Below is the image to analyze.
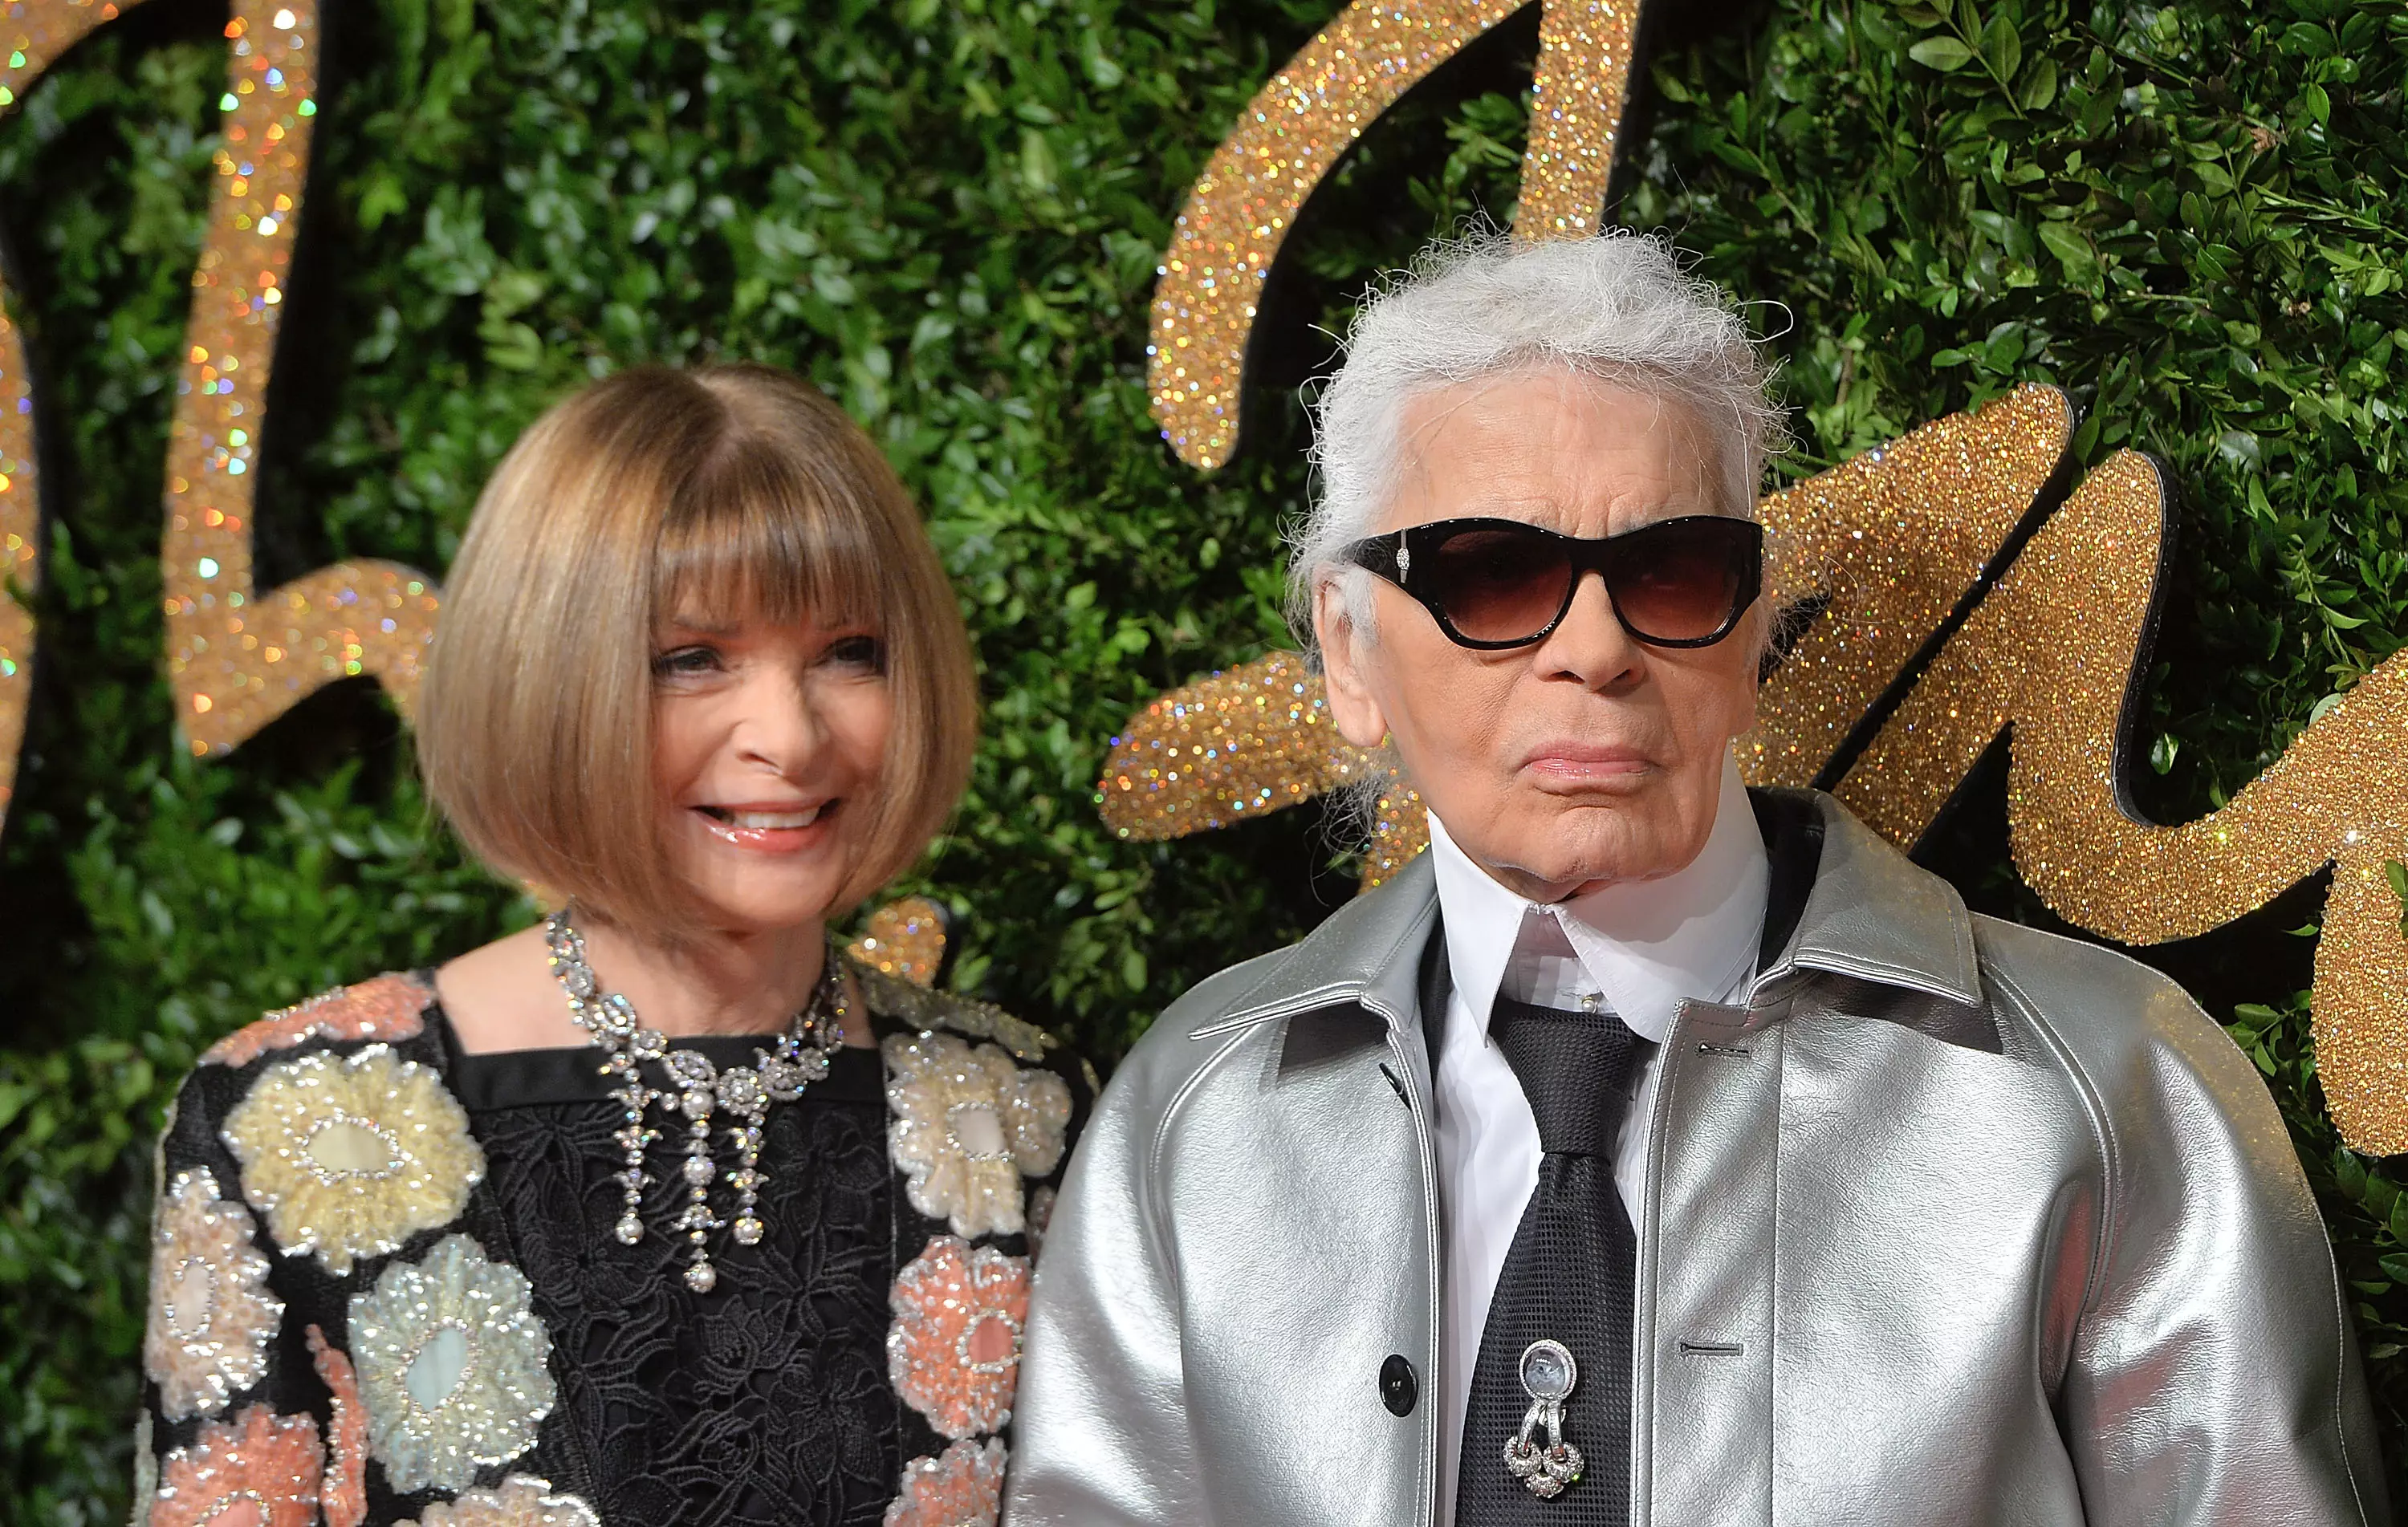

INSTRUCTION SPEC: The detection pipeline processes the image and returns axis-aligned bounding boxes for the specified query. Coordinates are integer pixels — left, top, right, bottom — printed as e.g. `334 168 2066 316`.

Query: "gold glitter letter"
165 0 439 757
0 0 153 832
1837 452 2408 1152
1148 0 1638 470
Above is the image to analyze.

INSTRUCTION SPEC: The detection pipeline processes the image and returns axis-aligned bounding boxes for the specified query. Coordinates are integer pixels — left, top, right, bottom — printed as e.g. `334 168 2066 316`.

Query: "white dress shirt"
1428 749 1769 1524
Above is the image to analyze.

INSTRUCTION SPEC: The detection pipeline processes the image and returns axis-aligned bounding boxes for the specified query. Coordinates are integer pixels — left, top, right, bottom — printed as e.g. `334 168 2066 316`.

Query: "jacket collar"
1190 789 1982 1040
1752 788 1983 1008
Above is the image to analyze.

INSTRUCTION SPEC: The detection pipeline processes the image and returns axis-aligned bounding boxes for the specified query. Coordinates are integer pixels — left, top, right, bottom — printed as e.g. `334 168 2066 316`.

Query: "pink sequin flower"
202 973 433 1068
148 1402 323 1527
888 1236 1031 1440
883 1439 1007 1527
306 1326 367 1527
144 1167 284 1421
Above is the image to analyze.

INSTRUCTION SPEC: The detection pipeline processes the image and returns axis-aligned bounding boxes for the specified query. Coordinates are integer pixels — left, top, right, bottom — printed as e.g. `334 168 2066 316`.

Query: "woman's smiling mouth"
694 800 837 848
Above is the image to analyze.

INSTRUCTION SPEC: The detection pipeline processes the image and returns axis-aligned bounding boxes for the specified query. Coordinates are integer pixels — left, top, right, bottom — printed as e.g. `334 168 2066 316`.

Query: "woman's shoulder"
851 957 1088 1078
195 970 442 1071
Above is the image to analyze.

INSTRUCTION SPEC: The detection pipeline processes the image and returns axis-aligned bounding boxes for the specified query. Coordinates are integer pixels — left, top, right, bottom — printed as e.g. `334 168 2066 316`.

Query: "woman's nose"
732 668 824 768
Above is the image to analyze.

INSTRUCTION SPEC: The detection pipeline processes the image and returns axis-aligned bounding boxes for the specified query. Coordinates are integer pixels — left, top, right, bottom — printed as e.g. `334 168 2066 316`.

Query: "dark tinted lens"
1423 526 1573 644
1605 518 1755 642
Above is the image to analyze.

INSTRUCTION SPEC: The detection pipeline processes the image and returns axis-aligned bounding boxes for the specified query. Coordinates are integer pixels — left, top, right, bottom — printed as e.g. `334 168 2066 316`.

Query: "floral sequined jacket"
134 960 1094 1527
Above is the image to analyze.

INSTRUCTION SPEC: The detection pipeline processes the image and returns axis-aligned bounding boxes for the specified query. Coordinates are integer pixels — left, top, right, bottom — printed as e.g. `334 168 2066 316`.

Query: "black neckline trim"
426 993 885 1113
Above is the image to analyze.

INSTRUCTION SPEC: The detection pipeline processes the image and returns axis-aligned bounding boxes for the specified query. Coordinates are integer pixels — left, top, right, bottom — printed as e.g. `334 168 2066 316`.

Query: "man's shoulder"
1107 859 1438 1112
1109 944 1303 1098
1967 912 2245 1100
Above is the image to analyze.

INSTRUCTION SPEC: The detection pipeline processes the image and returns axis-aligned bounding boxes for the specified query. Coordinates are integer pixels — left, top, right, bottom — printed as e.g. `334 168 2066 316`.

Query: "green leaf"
2017 57 2059 111
2281 21 2337 58
2036 220 2101 286
1980 14 2022 86
1908 36 1976 71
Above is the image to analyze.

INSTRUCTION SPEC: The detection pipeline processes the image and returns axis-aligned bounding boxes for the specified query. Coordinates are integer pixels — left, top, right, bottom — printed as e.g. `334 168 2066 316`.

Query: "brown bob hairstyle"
417 363 978 932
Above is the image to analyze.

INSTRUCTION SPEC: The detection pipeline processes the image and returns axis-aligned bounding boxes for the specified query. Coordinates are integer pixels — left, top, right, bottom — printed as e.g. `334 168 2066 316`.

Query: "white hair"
1289 230 1785 651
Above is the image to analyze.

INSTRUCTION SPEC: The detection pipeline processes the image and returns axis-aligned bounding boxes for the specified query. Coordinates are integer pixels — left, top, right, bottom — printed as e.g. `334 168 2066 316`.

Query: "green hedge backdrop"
5 0 2406 1516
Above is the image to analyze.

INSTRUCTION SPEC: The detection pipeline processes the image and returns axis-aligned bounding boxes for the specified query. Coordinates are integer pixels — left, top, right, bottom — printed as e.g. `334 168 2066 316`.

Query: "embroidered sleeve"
869 973 1098 1527
140 1046 333 1525
138 975 567 1527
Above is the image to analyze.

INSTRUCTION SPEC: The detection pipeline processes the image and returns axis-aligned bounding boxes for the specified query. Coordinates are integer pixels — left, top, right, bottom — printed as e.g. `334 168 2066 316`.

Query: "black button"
1379 1354 1418 1416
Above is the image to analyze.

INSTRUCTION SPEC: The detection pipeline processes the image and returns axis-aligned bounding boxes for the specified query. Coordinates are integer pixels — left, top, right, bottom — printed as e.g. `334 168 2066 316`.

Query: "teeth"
722 806 822 830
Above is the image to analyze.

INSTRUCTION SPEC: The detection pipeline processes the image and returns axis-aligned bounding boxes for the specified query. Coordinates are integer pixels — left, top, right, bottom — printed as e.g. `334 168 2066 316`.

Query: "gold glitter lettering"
0 0 145 831
1837 452 2408 1151
0 0 441 834
1147 0 1637 470
165 0 440 757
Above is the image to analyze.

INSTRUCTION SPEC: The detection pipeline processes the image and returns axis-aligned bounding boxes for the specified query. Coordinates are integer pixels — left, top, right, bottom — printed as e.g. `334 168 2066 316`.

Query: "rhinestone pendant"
1503 1339 1584 1499
543 907 850 1295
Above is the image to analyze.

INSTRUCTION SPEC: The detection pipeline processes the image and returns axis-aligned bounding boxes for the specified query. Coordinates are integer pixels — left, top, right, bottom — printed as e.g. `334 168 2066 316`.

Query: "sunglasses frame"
1336 514 1765 651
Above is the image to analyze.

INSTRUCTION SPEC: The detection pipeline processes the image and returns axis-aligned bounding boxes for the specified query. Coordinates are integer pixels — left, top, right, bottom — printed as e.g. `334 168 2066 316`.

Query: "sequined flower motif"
397 1476 601 1527
150 1402 322 1527
307 1326 368 1527
131 1412 158 1526
144 1167 285 1421
884 1439 1007 1527
1025 1186 1057 1261
220 1044 486 1274
889 1236 1031 1439
348 1234 556 1495
884 1032 1072 1238
202 973 435 1068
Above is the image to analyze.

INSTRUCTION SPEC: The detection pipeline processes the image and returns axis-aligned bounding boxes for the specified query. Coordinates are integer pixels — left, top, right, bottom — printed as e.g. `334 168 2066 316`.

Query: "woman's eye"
652 645 722 678
826 635 886 672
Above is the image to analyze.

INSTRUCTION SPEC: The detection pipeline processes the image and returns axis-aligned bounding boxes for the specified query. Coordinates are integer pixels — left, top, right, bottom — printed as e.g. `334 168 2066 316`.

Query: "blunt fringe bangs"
417 363 978 933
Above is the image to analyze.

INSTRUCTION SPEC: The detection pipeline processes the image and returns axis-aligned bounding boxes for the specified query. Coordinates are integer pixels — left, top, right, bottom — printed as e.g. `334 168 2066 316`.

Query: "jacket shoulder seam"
1981 960 2120 1317
1141 1021 1271 1307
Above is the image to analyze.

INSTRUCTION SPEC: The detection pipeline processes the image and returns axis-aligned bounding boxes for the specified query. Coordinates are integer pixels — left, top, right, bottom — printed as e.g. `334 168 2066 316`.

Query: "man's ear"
1314 579 1391 751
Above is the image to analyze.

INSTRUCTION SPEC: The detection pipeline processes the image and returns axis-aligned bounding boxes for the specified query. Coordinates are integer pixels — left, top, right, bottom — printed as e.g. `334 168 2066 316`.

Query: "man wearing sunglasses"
1007 234 2382 1525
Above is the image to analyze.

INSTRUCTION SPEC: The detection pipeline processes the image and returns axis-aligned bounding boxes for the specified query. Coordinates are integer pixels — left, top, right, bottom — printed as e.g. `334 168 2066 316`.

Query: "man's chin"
1497 815 1708 894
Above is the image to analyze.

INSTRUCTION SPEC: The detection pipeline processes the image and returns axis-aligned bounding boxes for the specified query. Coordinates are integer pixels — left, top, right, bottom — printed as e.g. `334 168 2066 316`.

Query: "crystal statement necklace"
543 907 846 1293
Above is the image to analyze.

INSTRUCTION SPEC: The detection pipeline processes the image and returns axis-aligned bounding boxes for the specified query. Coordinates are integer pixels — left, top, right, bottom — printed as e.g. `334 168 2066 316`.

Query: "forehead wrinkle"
1393 375 1720 536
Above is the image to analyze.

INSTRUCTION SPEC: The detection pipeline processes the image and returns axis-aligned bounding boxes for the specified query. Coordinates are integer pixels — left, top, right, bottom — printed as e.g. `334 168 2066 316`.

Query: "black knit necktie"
1455 996 1639 1525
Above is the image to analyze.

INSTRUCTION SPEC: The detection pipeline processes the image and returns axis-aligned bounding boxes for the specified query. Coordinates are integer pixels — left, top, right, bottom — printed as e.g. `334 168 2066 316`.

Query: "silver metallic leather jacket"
1004 790 2387 1526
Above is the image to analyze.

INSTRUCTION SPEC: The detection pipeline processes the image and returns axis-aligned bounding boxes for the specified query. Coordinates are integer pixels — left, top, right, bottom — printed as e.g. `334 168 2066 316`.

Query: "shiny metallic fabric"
1005 791 2387 1525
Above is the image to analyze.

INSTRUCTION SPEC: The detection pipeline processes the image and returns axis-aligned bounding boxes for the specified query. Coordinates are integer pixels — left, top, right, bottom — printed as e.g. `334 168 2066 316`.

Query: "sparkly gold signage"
161 0 441 756
1149 0 1638 469
0 0 131 827
8 0 2408 1147
0 0 441 837
1115 3 2408 1151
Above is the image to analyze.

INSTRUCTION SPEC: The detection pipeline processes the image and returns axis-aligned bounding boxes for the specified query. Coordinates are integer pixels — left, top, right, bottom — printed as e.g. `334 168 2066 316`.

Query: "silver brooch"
544 907 844 1293
1503 1338 1584 1499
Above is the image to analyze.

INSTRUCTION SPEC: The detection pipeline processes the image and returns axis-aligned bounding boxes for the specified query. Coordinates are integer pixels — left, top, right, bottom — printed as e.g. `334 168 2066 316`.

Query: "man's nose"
1535 571 1644 689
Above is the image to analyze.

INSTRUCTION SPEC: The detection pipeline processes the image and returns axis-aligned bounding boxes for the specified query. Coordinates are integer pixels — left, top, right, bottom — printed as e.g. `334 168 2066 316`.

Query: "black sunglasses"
1337 514 1763 651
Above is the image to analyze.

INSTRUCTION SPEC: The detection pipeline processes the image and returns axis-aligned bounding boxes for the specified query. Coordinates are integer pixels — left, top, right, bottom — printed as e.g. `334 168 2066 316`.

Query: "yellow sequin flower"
397 1475 600 1527
883 1033 1071 1239
144 1167 286 1421
348 1234 557 1495
220 1044 486 1275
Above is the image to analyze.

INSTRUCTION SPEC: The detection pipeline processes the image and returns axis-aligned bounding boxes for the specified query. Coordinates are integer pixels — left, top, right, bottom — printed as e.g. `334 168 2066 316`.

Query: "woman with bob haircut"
134 363 1089 1527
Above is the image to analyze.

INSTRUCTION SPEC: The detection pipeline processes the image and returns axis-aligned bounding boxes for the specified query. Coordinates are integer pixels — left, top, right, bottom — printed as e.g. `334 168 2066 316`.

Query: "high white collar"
1428 749 1770 1043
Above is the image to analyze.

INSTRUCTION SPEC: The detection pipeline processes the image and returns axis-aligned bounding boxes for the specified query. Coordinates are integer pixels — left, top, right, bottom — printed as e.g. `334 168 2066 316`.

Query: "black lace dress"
133 964 1090 1527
